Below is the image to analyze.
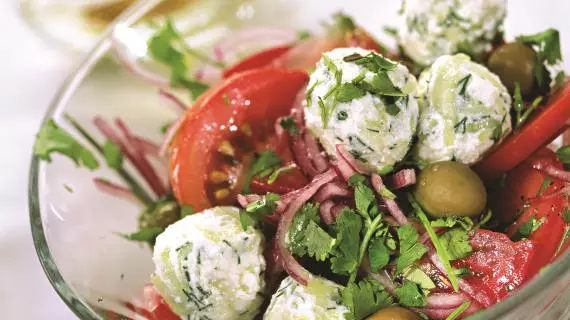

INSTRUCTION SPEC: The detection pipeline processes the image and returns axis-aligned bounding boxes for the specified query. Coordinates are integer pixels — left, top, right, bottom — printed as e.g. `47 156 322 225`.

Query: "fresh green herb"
368 237 391 272
377 166 395 175
342 277 393 320
515 217 545 240
377 185 397 200
474 210 493 229
148 20 211 98
445 301 471 320
352 175 380 219
513 82 524 112
306 80 319 108
279 117 299 135
120 227 164 242
361 73 405 97
330 208 363 275
336 83 367 103
409 194 459 291
431 217 474 231
396 224 428 274
297 30 311 40
160 121 172 134
457 74 472 97
267 164 296 184
348 173 367 187
395 280 426 307
240 193 280 230
63 184 74 193
492 114 507 142
288 203 336 261
537 176 552 196
518 29 564 92
352 71 367 84
102 140 123 170
402 266 436 296
243 151 282 193
317 97 331 129
34 120 100 170
337 110 349 121
305 221 337 261
383 26 399 37
516 96 544 129
440 229 473 260
556 145 570 165
563 207 570 224
349 52 398 72
385 101 401 116
323 54 343 87
180 205 194 218
331 12 357 33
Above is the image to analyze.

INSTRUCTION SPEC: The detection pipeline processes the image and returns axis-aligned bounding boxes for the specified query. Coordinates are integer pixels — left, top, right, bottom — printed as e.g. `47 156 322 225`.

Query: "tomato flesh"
169 69 309 211
223 45 292 78
455 230 537 304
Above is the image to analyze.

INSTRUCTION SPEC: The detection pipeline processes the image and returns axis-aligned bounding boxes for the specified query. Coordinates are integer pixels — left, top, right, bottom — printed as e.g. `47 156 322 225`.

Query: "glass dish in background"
28 0 570 319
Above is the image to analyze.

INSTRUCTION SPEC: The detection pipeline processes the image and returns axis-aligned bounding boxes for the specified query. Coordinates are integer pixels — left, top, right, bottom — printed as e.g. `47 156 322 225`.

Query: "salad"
34 1 570 319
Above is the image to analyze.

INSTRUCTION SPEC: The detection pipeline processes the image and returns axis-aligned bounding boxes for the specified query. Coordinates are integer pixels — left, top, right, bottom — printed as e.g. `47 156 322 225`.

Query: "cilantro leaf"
330 208 363 275
243 151 282 193
288 203 320 257
514 217 545 240
431 217 474 231
180 205 194 218
395 280 426 307
120 227 164 242
267 164 296 184
240 193 280 230
358 73 405 97
368 237 390 272
305 221 336 261
446 301 471 320
402 266 436 296
34 119 99 170
518 28 563 65
336 83 366 103
440 229 473 260
102 140 123 170
342 277 393 320
396 224 427 274
556 145 570 165
279 117 299 135
347 52 397 72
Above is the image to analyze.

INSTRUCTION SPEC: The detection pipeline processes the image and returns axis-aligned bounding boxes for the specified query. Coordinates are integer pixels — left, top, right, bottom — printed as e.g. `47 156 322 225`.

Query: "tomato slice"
455 230 537 304
223 45 292 78
474 81 570 180
169 69 309 211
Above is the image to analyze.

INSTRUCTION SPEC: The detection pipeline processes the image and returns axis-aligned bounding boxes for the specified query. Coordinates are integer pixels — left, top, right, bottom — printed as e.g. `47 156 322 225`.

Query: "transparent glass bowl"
28 0 570 319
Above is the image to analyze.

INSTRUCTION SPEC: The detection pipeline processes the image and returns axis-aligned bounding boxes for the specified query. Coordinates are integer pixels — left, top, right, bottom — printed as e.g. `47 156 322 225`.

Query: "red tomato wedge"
455 230 537 304
169 69 309 211
223 45 292 78
474 82 570 180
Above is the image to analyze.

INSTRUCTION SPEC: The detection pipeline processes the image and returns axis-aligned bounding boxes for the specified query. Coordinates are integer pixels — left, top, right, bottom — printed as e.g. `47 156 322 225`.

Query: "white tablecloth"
0 1 75 319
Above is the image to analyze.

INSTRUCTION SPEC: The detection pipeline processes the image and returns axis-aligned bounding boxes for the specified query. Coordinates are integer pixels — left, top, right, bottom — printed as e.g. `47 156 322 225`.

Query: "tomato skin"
134 284 180 320
474 81 570 180
169 69 309 211
223 45 292 78
455 230 537 304
492 148 565 225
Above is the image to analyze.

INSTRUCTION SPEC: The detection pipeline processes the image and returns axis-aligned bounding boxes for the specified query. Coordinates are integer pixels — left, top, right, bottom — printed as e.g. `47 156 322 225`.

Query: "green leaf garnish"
440 229 473 260
120 227 164 242
279 117 299 135
102 140 123 170
34 119 100 170
445 301 471 320
514 217 545 240
395 280 426 307
457 74 472 97
336 83 367 103
243 151 282 193
267 164 296 184
368 237 391 272
240 193 280 230
330 208 363 275
396 224 428 274
556 145 570 165
431 217 474 231
341 277 393 320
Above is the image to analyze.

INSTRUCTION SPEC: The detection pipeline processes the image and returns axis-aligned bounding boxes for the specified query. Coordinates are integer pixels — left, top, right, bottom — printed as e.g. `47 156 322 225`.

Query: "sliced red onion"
414 303 480 320
391 168 417 189
276 169 337 285
533 162 570 182
132 137 161 158
93 178 139 205
111 28 169 89
214 27 297 63
158 115 185 157
420 227 444 244
319 200 335 225
336 144 373 174
193 65 222 85
427 249 493 308
367 269 396 295
292 135 320 177
313 181 352 202
291 86 307 126
305 132 329 172
159 90 188 112
331 159 357 182
425 293 468 309
94 117 167 197
371 174 409 226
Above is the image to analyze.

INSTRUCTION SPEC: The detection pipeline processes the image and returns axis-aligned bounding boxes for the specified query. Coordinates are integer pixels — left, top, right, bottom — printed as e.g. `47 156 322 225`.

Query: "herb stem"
64 113 154 206
409 194 460 292
179 41 226 68
348 214 384 284
445 301 471 320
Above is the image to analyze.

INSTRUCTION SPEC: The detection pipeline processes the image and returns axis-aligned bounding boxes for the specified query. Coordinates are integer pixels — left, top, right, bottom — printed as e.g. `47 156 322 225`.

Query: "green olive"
414 161 487 218
487 42 537 95
367 307 421 320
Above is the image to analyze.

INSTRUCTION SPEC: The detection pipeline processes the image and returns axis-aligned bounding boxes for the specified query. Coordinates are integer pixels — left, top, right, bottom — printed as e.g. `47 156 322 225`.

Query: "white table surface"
0 1 76 319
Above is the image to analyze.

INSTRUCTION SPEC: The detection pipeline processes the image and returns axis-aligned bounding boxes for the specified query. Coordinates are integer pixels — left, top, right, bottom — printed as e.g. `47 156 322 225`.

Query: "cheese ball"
264 276 349 320
399 0 507 66
414 54 512 165
305 47 419 173
152 206 266 320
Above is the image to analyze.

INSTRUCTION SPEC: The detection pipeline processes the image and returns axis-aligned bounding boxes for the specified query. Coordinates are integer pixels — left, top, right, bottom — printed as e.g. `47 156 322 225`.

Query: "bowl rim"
27 1 570 319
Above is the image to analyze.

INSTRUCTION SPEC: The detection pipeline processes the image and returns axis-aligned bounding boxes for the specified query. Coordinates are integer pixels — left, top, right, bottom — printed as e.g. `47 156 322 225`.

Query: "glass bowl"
28 0 570 319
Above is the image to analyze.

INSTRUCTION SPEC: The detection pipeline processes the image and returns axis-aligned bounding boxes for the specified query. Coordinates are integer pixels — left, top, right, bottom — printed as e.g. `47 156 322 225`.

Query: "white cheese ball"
415 54 512 165
264 276 349 320
305 47 419 172
399 0 507 66
152 206 266 320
